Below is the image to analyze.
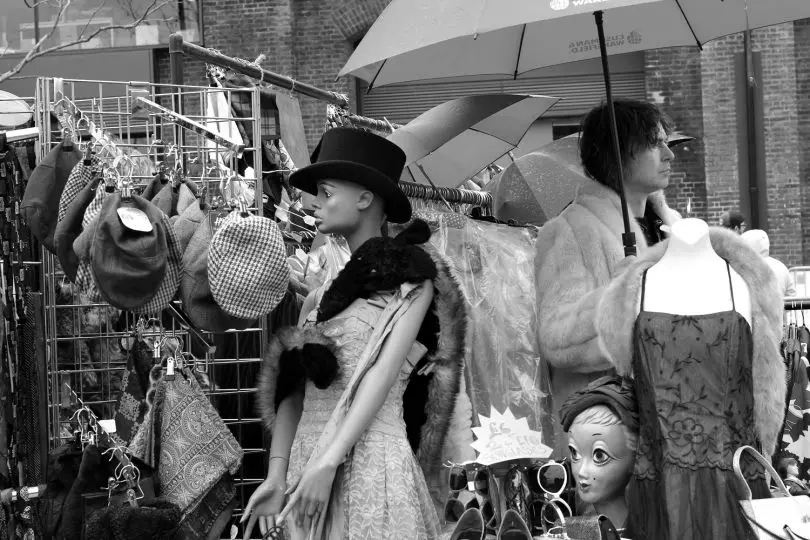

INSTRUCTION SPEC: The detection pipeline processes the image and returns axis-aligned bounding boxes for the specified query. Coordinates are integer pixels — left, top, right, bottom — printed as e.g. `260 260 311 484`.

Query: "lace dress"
285 288 441 540
627 263 766 540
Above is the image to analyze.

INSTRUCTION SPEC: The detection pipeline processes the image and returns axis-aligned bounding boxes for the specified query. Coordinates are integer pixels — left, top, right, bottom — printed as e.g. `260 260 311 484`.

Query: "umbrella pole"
594 10 636 257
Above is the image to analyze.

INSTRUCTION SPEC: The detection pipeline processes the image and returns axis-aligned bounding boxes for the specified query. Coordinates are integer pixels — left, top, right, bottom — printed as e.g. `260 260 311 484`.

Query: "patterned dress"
286 287 441 539
627 263 766 540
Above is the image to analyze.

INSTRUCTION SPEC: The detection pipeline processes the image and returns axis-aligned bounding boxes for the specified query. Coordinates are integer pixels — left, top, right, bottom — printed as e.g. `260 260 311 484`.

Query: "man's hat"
208 211 289 320
54 171 102 281
289 127 412 223
88 193 179 312
180 214 256 332
21 141 82 253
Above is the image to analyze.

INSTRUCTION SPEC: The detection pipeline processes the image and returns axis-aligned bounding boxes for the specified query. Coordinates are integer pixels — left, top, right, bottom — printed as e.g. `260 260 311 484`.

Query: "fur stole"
594 226 786 448
257 220 467 485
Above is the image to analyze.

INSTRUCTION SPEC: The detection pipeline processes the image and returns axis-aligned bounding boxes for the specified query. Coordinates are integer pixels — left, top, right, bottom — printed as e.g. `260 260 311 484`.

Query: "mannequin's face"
623 123 674 194
312 179 369 235
567 422 634 505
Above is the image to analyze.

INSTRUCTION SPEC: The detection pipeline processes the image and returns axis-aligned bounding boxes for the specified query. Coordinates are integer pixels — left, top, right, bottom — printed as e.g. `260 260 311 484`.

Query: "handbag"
734 445 810 540
564 515 621 540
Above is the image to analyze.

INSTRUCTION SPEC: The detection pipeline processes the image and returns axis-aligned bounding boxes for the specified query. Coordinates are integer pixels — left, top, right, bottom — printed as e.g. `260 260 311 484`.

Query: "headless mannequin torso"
638 218 752 325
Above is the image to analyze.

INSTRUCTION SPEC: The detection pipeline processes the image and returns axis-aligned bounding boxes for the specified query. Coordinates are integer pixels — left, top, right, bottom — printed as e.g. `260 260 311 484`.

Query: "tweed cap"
21 141 82 252
54 171 102 281
180 214 256 332
88 193 180 313
208 211 289 320
58 157 97 224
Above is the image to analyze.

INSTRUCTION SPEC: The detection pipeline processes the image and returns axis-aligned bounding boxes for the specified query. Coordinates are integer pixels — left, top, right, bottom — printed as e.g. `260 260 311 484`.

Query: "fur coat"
257 221 468 518
534 180 681 437
594 226 786 449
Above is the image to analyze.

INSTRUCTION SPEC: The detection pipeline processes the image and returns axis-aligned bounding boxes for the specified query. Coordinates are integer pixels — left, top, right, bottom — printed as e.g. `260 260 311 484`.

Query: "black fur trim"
293 219 438 393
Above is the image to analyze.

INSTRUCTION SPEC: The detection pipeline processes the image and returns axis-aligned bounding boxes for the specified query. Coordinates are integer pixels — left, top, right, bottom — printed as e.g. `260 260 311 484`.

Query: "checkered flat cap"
58 159 96 224
83 184 109 229
208 211 289 320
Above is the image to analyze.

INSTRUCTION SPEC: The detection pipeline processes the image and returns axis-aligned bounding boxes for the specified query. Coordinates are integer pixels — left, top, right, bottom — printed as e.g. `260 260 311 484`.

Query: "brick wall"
331 0 391 42
700 34 744 228
797 19 810 266
644 47 706 219
202 0 294 76
757 23 801 266
293 0 354 151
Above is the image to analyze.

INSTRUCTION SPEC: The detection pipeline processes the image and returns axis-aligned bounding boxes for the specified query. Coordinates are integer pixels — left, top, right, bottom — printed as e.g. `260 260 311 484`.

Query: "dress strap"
726 261 736 311
640 269 649 311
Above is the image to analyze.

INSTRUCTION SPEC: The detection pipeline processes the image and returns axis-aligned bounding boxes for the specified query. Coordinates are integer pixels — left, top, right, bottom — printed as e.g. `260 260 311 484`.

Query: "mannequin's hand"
279 457 337 532
241 473 287 540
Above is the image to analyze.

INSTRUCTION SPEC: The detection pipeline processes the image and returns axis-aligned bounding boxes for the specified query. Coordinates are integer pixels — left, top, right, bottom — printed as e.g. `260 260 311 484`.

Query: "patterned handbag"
564 515 621 540
734 445 810 540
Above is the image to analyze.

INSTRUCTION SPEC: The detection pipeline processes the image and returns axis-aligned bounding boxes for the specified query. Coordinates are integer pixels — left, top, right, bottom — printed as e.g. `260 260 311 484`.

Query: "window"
552 119 581 140
1 0 200 54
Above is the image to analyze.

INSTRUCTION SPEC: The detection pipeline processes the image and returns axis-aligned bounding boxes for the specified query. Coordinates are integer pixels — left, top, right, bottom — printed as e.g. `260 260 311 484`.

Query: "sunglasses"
530 460 573 534
531 460 568 497
448 465 489 495
531 497 572 534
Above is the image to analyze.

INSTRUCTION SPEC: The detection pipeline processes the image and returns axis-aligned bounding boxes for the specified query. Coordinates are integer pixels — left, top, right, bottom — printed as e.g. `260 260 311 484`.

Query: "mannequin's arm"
535 220 615 373
264 289 319 478
320 281 434 467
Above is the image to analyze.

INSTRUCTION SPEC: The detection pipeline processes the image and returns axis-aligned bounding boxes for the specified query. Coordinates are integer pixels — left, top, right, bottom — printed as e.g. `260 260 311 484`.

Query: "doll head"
311 178 387 237
567 404 637 505
559 376 639 506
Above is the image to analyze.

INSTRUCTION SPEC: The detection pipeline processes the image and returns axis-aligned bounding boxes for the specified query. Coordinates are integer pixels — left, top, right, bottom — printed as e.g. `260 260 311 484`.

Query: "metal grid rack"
33 76 270 528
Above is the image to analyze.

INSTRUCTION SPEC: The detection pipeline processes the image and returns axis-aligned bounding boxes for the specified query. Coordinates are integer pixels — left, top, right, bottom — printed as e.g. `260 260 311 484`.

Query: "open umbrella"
340 0 807 254
388 93 559 188
489 131 695 225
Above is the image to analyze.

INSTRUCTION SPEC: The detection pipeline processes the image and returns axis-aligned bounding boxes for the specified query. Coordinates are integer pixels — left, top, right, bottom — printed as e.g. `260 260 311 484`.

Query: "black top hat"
289 127 412 223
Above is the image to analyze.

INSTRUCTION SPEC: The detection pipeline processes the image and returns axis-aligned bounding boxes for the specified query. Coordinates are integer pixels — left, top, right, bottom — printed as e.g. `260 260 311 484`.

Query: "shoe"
481 499 498 534
444 496 465 523
449 508 486 540
498 509 533 540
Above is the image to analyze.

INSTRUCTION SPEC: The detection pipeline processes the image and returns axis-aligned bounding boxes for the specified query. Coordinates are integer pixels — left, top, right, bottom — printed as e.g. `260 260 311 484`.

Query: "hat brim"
290 160 412 224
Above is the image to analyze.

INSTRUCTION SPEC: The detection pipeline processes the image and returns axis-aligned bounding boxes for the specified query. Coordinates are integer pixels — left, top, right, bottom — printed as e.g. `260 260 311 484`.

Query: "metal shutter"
358 71 646 124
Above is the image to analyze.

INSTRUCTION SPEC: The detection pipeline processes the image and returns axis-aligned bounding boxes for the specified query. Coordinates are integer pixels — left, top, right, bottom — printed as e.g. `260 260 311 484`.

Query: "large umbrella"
340 0 807 254
388 93 559 188
489 131 695 225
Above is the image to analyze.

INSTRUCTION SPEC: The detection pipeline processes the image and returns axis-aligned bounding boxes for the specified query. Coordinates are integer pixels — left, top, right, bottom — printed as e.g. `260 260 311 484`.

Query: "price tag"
117 207 153 232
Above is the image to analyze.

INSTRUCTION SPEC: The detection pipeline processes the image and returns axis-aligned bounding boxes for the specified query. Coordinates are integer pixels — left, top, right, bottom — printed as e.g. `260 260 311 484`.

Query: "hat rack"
133 96 245 158
63 382 144 507
34 77 269 529
166 33 493 212
3 127 39 144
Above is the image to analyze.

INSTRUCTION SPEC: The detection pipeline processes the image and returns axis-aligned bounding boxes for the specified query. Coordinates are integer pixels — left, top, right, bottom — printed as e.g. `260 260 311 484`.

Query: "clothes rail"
134 96 245 158
169 34 350 108
399 180 492 208
785 298 810 310
326 104 401 134
53 93 124 159
3 127 38 143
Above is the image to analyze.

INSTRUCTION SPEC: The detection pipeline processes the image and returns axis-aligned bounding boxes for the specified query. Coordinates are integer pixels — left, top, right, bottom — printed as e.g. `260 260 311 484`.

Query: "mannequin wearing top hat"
245 128 466 540
593 217 786 540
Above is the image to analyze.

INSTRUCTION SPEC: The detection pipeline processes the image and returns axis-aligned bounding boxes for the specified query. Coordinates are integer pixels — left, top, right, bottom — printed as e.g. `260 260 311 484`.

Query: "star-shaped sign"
470 407 552 466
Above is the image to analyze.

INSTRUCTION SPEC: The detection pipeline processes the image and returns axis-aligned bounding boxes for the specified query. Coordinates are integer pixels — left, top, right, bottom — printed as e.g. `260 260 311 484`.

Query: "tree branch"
0 0 168 85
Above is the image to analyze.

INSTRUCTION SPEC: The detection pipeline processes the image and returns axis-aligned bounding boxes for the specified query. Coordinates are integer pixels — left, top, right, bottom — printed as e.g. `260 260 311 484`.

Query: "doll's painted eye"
593 448 612 465
568 446 580 462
